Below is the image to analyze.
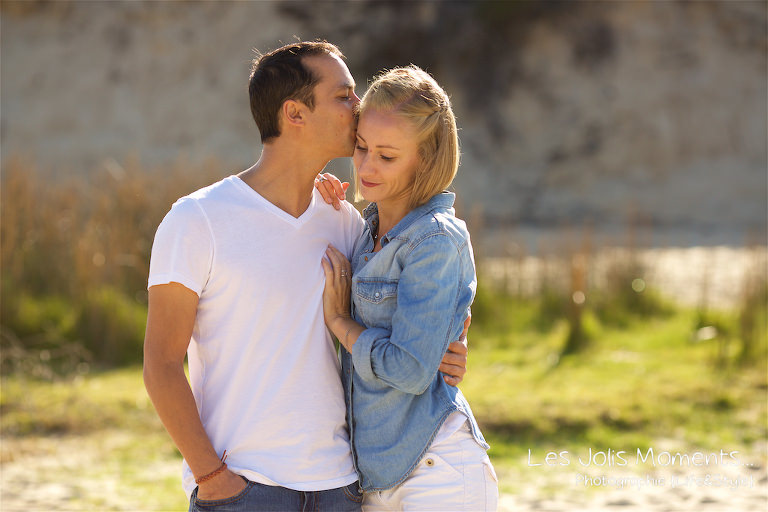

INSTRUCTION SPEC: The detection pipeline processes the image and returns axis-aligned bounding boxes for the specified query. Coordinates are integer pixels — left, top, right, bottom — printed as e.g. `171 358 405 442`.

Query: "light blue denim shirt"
341 191 489 492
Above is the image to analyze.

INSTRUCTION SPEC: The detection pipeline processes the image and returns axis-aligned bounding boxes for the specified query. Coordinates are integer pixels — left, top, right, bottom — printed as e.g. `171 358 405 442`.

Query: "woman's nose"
357 153 373 175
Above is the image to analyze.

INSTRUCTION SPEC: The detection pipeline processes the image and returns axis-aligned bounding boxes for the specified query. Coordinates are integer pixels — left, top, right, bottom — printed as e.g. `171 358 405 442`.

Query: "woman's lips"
361 179 380 188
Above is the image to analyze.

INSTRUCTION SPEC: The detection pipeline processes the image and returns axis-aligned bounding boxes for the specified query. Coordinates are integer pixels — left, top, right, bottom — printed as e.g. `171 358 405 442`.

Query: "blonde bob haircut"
354 65 460 209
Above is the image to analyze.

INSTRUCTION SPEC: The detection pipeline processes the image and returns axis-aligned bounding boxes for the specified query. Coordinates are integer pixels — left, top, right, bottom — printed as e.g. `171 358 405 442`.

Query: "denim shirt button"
374 292 380 299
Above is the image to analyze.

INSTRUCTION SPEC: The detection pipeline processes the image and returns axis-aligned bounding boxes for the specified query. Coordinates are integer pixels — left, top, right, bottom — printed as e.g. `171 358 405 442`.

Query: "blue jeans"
189 477 363 512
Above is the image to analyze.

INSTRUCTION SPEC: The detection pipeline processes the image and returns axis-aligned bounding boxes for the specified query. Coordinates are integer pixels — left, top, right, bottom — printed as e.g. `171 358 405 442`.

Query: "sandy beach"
1 434 766 511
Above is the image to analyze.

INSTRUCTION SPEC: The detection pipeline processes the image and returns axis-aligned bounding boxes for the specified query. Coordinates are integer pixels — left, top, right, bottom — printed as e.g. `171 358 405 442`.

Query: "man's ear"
282 99 306 128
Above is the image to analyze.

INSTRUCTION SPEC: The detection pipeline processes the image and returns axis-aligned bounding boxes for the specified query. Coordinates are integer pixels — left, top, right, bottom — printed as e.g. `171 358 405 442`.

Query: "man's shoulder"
169 175 239 211
159 177 237 229
181 175 238 202
312 189 363 224
338 198 364 222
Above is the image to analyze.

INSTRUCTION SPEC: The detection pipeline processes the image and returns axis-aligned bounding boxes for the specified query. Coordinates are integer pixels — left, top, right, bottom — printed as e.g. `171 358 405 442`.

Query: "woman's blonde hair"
354 65 460 209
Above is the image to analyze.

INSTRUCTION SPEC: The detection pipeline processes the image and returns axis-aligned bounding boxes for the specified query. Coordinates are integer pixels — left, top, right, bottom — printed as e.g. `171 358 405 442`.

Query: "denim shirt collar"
362 191 456 247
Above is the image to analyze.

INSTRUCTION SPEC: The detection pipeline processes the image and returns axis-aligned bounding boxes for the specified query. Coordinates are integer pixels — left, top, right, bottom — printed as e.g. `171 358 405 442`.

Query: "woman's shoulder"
405 208 471 253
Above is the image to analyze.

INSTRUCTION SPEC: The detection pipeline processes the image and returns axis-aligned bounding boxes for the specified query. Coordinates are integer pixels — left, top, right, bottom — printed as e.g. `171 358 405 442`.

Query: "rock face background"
2 0 766 250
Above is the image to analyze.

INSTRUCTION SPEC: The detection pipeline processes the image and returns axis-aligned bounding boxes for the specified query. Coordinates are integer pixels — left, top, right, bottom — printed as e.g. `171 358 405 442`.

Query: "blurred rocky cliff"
2 0 766 249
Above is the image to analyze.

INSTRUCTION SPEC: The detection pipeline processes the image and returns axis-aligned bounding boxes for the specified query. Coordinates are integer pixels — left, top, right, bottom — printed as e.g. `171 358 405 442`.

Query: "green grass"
1 297 765 506
462 300 767 495
1 367 188 510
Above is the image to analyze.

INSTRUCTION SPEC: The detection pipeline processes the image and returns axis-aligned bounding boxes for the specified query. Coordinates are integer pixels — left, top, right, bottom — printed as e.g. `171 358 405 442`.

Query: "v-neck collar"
231 175 317 228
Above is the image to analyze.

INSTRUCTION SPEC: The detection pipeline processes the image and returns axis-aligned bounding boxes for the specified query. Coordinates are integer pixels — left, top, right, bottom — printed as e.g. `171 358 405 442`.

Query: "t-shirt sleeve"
147 198 213 296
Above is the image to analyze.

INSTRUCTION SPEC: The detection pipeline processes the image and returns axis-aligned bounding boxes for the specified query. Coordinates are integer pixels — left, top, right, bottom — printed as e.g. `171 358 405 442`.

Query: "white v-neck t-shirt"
148 176 364 497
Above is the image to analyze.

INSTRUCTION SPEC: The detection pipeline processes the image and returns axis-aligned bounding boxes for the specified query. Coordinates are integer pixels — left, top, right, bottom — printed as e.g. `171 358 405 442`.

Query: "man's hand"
196 469 248 501
315 173 349 210
440 315 471 386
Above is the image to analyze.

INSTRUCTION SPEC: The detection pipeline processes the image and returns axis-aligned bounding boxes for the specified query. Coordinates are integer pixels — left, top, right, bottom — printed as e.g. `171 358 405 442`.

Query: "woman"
321 66 498 511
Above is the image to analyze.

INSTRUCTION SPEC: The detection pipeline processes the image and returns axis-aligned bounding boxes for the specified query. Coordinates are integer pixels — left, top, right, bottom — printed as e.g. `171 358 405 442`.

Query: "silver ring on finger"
340 270 348 277
319 176 328 182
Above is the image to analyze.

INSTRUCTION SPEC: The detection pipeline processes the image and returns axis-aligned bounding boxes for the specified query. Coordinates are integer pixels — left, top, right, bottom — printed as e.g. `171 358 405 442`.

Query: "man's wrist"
195 461 228 485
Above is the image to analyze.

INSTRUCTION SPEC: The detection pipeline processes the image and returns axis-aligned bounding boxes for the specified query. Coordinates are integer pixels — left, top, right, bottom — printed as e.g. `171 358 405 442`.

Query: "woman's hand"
321 245 366 351
315 173 349 210
321 245 353 331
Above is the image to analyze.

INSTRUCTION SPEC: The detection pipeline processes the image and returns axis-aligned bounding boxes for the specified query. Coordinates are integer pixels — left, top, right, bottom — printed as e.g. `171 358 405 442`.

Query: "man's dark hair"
249 41 344 143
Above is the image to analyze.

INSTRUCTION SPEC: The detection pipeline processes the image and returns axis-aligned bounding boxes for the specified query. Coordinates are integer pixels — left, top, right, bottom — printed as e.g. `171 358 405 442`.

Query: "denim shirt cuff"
351 327 388 383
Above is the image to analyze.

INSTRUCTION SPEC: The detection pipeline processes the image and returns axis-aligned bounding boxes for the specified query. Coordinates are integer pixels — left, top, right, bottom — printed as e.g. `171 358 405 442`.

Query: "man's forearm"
143 361 222 478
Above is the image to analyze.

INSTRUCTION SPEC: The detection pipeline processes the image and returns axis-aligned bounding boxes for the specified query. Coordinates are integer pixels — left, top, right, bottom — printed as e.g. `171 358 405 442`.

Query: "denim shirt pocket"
354 278 398 330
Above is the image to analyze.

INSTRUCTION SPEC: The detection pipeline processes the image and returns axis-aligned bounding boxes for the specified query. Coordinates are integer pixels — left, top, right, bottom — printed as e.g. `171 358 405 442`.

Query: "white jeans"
362 421 499 511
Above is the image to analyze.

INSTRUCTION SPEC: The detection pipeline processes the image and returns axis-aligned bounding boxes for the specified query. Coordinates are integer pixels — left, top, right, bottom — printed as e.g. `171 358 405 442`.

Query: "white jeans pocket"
363 427 499 511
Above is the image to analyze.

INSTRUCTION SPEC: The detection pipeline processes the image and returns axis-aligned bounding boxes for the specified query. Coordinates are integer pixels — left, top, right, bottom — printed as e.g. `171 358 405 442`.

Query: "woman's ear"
282 99 306 128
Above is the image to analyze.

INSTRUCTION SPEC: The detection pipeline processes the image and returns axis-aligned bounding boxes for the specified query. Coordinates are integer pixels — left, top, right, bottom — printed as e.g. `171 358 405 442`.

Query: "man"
143 41 468 511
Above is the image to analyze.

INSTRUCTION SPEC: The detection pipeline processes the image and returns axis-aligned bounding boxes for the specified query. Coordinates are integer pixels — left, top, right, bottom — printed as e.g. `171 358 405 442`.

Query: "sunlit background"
1 1 766 511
